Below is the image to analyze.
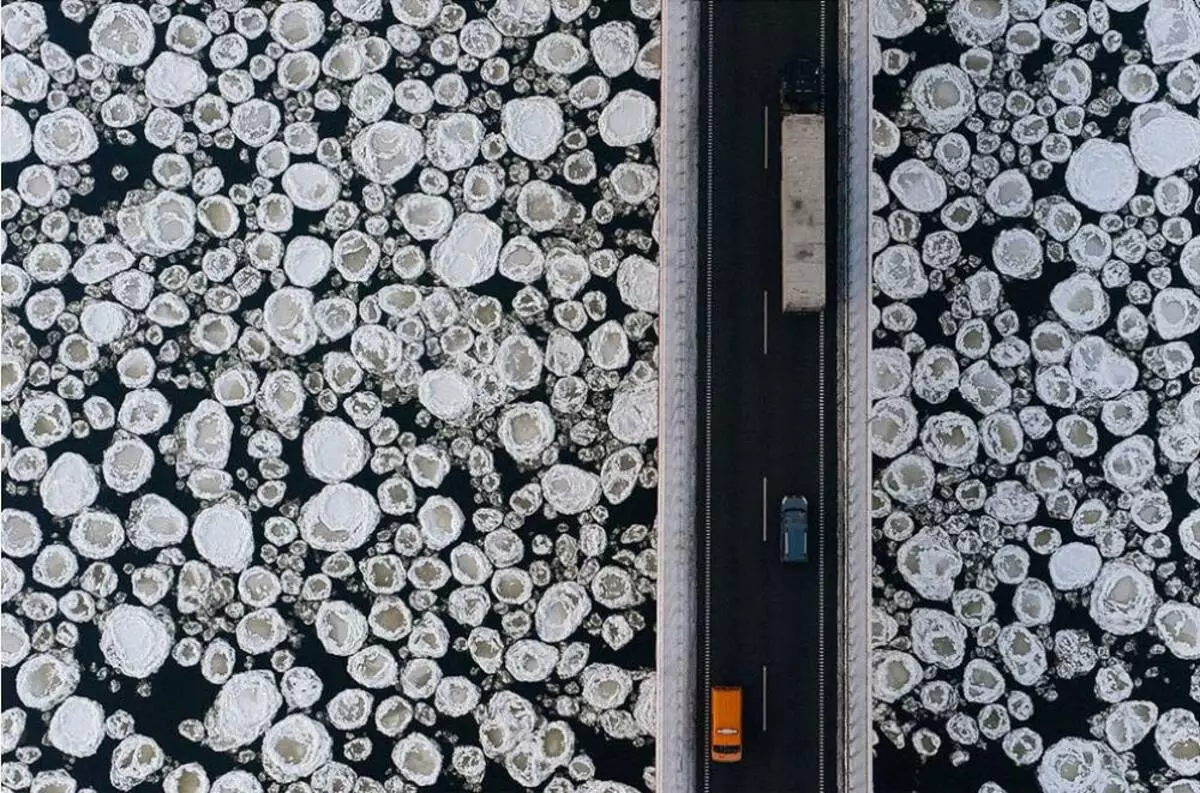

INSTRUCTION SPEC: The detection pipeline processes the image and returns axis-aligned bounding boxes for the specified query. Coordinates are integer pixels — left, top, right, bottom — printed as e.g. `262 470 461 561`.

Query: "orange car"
710 686 743 762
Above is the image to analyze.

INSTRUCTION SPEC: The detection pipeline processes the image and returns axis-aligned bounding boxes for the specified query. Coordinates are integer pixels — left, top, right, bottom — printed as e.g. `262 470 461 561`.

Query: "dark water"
870 3 1198 791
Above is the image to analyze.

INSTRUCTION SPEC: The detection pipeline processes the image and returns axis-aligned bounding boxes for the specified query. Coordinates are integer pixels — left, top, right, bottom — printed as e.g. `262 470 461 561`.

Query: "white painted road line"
762 476 768 542
762 290 769 355
761 665 768 732
763 105 769 170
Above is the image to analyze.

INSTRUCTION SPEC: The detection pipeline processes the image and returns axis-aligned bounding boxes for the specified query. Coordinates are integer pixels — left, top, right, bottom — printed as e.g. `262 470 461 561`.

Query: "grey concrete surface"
656 2 700 793
836 0 874 792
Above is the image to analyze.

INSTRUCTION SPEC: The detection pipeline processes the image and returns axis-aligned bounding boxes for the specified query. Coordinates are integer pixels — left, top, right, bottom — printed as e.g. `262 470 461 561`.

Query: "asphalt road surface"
697 2 839 792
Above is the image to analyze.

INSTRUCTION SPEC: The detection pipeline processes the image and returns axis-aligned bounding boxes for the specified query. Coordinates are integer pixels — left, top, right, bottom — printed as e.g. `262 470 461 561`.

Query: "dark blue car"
780 495 809 563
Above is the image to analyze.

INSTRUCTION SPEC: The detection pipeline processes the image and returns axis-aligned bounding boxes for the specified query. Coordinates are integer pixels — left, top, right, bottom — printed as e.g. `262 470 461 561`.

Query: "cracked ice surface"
0 1 660 791
871 0 1200 789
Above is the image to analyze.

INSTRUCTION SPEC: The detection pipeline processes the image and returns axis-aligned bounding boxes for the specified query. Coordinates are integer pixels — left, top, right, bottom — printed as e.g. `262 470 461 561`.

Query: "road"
696 2 839 793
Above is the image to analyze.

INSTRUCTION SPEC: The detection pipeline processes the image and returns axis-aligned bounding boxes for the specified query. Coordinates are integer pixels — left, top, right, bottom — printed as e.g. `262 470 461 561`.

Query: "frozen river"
0 1 663 791
869 0 1200 791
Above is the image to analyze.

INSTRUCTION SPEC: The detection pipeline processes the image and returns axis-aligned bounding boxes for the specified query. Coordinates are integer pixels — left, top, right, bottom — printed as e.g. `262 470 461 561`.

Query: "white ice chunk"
998 624 1047 686
1049 543 1102 590
40 452 99 518
263 287 319 356
316 600 368 656
1151 286 1200 340
910 608 967 669
204 670 282 751
590 21 637 77
896 527 962 600
534 32 589 74
33 109 98 166
351 121 423 184
598 90 657 147
889 159 947 212
90 3 155 66
909 64 975 132
282 162 341 212
1065 139 1138 213
99 604 173 679
1181 509 1200 560
261 714 332 783
302 417 368 484
535 581 591 642
110 735 165 791
145 52 207 107
425 112 484 171
501 97 564 161
1145 0 1200 64
1156 708 1200 776
1 106 32 163
874 245 929 300
418 368 476 424
392 732 443 787
608 380 657 444
992 228 1043 279
963 658 1007 703
873 650 923 702
1090 560 1157 635
984 169 1033 217
1050 272 1109 332
48 696 105 758
417 496 464 551
881 453 936 506
948 0 1010 44
1069 336 1137 399
191 503 254 572
1036 738 1113 793
499 402 556 463
299 483 381 552
1102 435 1156 491
541 464 601 515
431 213 501 288
270 1 326 50
1155 601 1200 660
505 639 559 682
1129 102 1200 177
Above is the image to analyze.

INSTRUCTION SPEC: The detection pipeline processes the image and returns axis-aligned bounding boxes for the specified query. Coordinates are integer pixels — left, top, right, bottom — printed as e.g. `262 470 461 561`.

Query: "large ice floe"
0 0 660 791
870 0 1200 789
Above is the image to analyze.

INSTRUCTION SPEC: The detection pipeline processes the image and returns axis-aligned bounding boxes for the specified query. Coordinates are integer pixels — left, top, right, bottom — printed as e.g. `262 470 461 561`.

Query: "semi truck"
780 57 827 313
